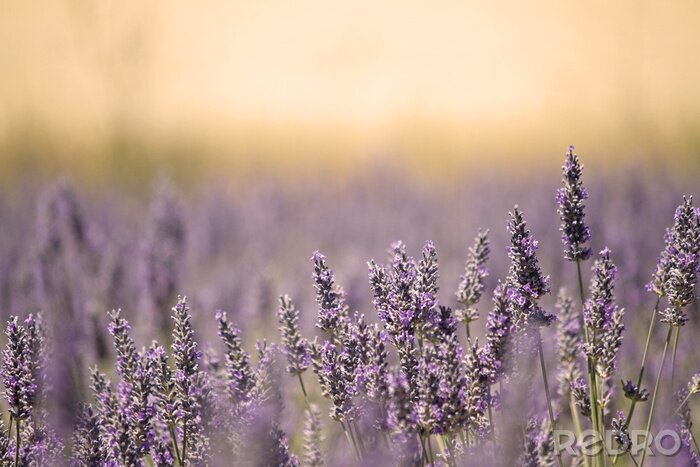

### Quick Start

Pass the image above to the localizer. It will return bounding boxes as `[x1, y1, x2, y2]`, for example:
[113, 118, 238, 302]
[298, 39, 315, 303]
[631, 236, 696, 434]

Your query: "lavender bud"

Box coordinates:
[2, 317, 36, 421]
[484, 283, 514, 383]
[611, 411, 631, 453]
[72, 404, 104, 465]
[303, 404, 324, 467]
[455, 230, 490, 325]
[650, 196, 700, 298]
[557, 146, 591, 262]
[571, 379, 591, 418]
[507, 207, 553, 328]
[311, 251, 348, 336]
[555, 289, 582, 401]
[596, 306, 624, 380]
[621, 380, 649, 402]
[415, 240, 440, 332]
[276, 295, 311, 376]
[311, 341, 355, 422]
[216, 310, 254, 405]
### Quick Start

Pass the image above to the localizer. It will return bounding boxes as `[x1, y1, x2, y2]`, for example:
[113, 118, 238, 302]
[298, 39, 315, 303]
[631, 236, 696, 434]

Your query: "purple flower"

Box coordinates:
[455, 230, 490, 325]
[276, 295, 311, 375]
[311, 251, 348, 336]
[557, 146, 592, 262]
[507, 207, 553, 329]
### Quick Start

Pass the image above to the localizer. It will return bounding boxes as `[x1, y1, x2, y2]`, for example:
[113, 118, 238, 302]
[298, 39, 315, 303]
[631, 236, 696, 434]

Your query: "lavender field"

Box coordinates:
[0, 149, 698, 466]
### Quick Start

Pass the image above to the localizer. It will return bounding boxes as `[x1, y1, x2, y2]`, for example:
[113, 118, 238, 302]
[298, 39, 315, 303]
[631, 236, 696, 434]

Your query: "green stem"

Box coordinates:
[570, 395, 589, 467]
[426, 434, 435, 466]
[536, 329, 564, 467]
[168, 423, 183, 466]
[341, 421, 361, 462]
[297, 373, 311, 410]
[181, 423, 188, 466]
[352, 421, 366, 457]
[465, 322, 471, 340]
[670, 327, 680, 394]
[487, 386, 497, 454]
[612, 298, 660, 466]
[446, 435, 457, 467]
[419, 432, 428, 465]
[577, 259, 603, 467]
[627, 297, 660, 424]
[14, 418, 19, 467]
[639, 325, 674, 467]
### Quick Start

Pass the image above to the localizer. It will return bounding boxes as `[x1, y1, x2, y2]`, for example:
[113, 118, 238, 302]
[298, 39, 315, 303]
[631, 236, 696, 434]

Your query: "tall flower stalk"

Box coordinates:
[506, 206, 562, 467]
[640, 198, 699, 467]
[557, 146, 604, 466]
[455, 230, 490, 338]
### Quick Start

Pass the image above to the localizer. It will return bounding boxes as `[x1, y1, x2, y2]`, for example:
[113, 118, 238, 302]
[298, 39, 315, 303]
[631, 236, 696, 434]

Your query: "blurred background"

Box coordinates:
[1, 0, 700, 188]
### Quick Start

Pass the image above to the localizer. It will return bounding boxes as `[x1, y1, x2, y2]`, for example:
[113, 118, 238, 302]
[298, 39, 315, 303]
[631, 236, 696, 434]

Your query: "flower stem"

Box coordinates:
[297, 373, 311, 410]
[14, 417, 20, 467]
[168, 423, 183, 466]
[627, 297, 660, 424]
[341, 421, 361, 462]
[612, 298, 661, 466]
[670, 326, 680, 394]
[576, 259, 604, 467]
[639, 325, 674, 467]
[570, 395, 589, 467]
[537, 329, 564, 467]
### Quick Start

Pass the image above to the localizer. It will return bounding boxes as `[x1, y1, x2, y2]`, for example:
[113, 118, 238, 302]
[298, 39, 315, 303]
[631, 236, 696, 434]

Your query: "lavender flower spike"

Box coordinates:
[277, 295, 311, 376]
[216, 310, 255, 405]
[2, 317, 36, 421]
[557, 145, 591, 262]
[506, 206, 552, 328]
[555, 289, 582, 401]
[455, 229, 490, 326]
[311, 251, 348, 336]
[303, 404, 324, 467]
[659, 197, 700, 326]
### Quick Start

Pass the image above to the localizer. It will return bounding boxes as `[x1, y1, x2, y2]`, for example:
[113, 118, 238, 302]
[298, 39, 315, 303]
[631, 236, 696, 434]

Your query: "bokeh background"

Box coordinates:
[1, 0, 700, 187]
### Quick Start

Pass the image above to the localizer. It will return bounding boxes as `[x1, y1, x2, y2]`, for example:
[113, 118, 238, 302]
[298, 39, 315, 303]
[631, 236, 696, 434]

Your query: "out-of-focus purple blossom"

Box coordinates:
[276, 294, 311, 376]
[484, 283, 513, 383]
[557, 146, 592, 262]
[676, 385, 700, 466]
[71, 404, 103, 465]
[554, 289, 582, 403]
[216, 310, 254, 405]
[303, 404, 324, 467]
[518, 416, 555, 467]
[455, 229, 490, 326]
[385, 369, 416, 436]
[141, 181, 186, 333]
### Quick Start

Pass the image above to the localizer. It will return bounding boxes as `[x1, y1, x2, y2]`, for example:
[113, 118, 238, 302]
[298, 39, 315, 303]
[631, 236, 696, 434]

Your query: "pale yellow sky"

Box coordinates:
[1, 0, 699, 171]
